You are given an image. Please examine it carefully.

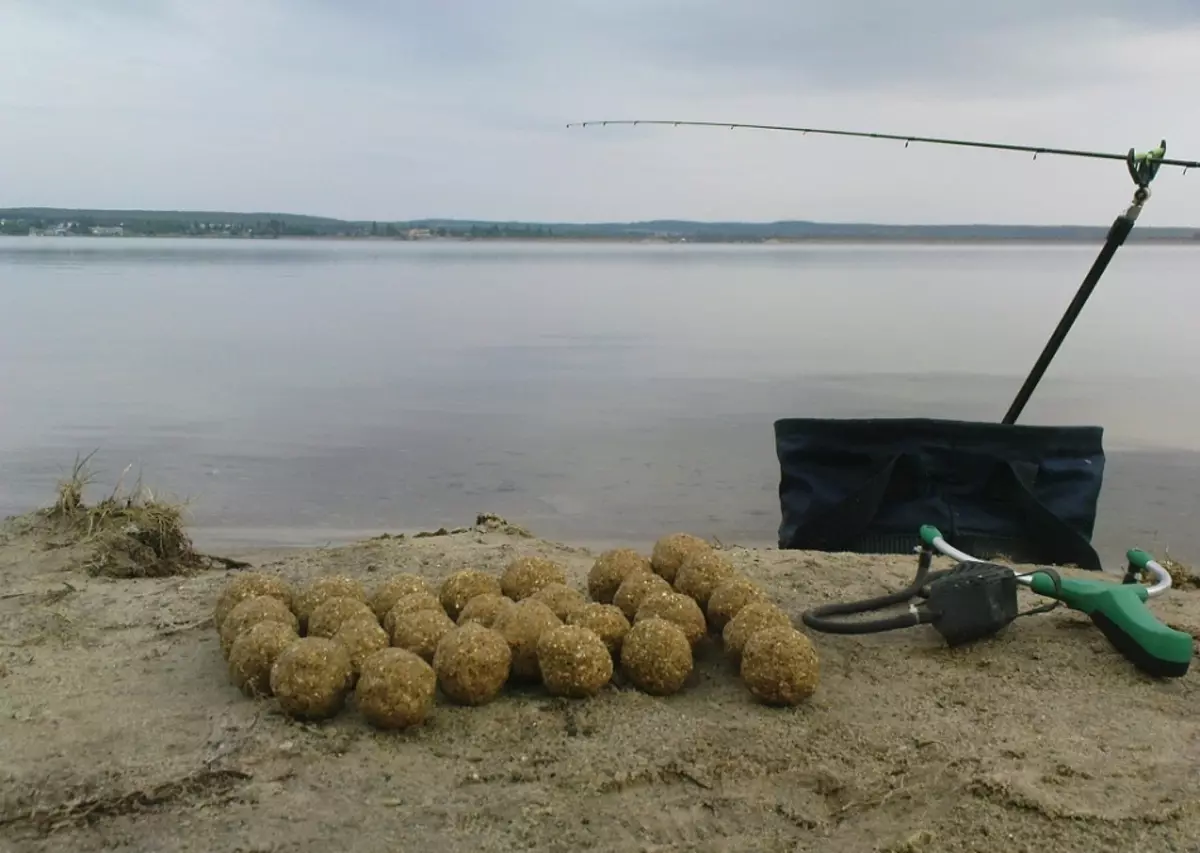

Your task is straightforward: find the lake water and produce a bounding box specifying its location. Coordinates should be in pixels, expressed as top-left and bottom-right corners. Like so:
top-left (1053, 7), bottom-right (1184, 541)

top-left (1, 237), bottom-right (1198, 565)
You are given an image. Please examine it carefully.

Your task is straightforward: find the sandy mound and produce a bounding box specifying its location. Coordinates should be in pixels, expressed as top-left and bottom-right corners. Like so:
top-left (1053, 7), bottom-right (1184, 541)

top-left (2, 510), bottom-right (1199, 853)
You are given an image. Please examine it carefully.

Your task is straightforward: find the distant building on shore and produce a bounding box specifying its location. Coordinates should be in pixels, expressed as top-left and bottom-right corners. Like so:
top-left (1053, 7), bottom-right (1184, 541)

top-left (90, 225), bottom-right (125, 236)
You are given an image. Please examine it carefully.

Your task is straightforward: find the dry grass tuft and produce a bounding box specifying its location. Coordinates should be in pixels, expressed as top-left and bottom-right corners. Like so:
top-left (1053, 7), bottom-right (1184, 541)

top-left (39, 451), bottom-right (245, 578)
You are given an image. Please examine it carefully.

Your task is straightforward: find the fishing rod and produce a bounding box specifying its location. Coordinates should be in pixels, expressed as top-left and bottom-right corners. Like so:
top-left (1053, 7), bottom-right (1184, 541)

top-left (565, 119), bottom-right (1200, 172)
top-left (568, 118), bottom-right (1194, 424)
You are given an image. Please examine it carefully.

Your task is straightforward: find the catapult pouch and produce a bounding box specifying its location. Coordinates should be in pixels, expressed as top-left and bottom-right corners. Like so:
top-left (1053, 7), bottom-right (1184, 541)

top-left (774, 417), bottom-right (1105, 571)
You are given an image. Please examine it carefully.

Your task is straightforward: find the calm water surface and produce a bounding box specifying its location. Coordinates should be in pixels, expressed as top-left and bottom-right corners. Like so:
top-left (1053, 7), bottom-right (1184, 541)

top-left (1, 237), bottom-right (1197, 563)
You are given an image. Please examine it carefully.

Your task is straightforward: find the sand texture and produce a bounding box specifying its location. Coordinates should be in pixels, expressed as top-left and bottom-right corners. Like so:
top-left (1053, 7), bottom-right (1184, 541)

top-left (2, 512), bottom-right (1200, 853)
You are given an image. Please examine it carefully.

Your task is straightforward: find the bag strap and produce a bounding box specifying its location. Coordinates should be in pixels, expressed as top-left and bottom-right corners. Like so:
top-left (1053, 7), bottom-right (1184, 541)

top-left (985, 460), bottom-right (1104, 571)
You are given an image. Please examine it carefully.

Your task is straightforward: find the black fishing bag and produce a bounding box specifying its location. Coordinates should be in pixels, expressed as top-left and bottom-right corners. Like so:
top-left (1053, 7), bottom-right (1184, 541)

top-left (774, 417), bottom-right (1105, 571)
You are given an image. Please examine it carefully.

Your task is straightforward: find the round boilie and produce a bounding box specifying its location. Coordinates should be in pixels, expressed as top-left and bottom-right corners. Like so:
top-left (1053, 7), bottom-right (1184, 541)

top-left (383, 592), bottom-right (444, 636)
top-left (586, 548), bottom-right (651, 604)
top-left (500, 556), bottom-right (567, 601)
top-left (723, 600), bottom-right (793, 662)
top-left (332, 614), bottom-right (390, 682)
top-left (536, 625), bottom-right (613, 698)
top-left (213, 572), bottom-right (295, 630)
top-left (740, 626), bottom-right (821, 706)
top-left (707, 577), bottom-right (768, 632)
top-left (493, 598), bottom-right (562, 682)
top-left (673, 550), bottom-right (735, 609)
top-left (530, 582), bottom-right (586, 621)
top-left (650, 533), bottom-right (712, 584)
top-left (307, 596), bottom-right (376, 639)
top-left (433, 623), bottom-right (513, 706)
top-left (369, 573), bottom-right (433, 622)
top-left (620, 617), bottom-right (693, 696)
top-left (457, 593), bottom-right (515, 628)
top-left (356, 647), bottom-right (438, 730)
top-left (294, 576), bottom-right (367, 632)
top-left (567, 603), bottom-right (631, 656)
top-left (613, 572), bottom-right (673, 621)
top-left (439, 570), bottom-right (503, 620)
top-left (220, 595), bottom-right (299, 658)
top-left (634, 591), bottom-right (707, 647)
top-left (390, 607), bottom-right (456, 662)
top-left (228, 620), bottom-right (300, 697)
top-left (269, 637), bottom-right (353, 721)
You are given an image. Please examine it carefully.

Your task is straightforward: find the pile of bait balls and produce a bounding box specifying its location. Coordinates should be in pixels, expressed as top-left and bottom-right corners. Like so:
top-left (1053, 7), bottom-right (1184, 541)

top-left (211, 533), bottom-right (820, 731)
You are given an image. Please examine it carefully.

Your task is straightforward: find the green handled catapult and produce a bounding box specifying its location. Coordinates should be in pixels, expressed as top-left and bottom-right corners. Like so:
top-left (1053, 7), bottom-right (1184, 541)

top-left (920, 525), bottom-right (1192, 678)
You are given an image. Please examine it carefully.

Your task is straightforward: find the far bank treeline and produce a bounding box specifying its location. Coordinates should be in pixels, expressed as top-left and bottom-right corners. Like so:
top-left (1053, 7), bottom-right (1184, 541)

top-left (1, 208), bottom-right (1199, 243)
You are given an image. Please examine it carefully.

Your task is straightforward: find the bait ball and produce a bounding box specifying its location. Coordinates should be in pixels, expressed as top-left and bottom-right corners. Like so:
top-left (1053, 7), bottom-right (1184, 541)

top-left (213, 572), bottom-right (294, 630)
top-left (369, 573), bottom-right (433, 621)
top-left (723, 600), bottom-right (793, 662)
top-left (674, 550), bottom-right (735, 609)
top-left (332, 614), bottom-right (390, 682)
top-left (390, 607), bottom-right (456, 662)
top-left (634, 590), bottom-right (707, 647)
top-left (439, 570), bottom-right (503, 620)
top-left (227, 620), bottom-right (300, 698)
top-left (433, 623), bottom-right (512, 706)
top-left (587, 548), bottom-right (651, 604)
top-left (530, 582), bottom-right (587, 621)
top-left (536, 624), bottom-right (613, 698)
top-left (269, 636), bottom-right (353, 721)
top-left (620, 617), bottom-right (693, 696)
top-left (355, 647), bottom-right (438, 730)
top-left (566, 603), bottom-right (631, 656)
top-left (650, 533), bottom-right (712, 584)
top-left (613, 572), bottom-right (673, 621)
top-left (294, 576), bottom-right (367, 632)
top-left (706, 577), bottom-right (768, 632)
top-left (500, 556), bottom-right (567, 600)
top-left (493, 598), bottom-right (562, 682)
top-left (220, 595), bottom-right (299, 658)
top-left (383, 592), bottom-right (444, 636)
top-left (307, 596), bottom-right (376, 639)
top-left (740, 626), bottom-right (820, 706)
top-left (457, 592), bottom-right (516, 628)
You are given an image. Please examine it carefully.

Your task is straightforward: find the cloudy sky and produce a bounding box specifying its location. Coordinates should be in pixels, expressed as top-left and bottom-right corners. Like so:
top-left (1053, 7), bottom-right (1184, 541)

top-left (5, 1), bottom-right (1199, 224)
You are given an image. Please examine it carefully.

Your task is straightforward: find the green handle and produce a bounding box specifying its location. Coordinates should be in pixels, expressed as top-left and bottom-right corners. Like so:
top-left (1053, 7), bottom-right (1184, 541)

top-left (1126, 548), bottom-right (1153, 571)
top-left (1028, 572), bottom-right (1192, 677)
top-left (919, 525), bottom-right (943, 548)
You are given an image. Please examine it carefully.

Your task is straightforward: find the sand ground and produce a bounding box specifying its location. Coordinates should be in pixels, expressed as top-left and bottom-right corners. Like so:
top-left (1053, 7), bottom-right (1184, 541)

top-left (2, 512), bottom-right (1200, 853)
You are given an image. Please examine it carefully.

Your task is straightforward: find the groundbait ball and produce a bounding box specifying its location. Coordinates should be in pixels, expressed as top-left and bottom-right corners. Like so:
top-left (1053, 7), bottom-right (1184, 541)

top-left (219, 595), bottom-right (300, 658)
top-left (723, 600), bottom-right (794, 663)
top-left (673, 550), bottom-right (736, 609)
top-left (433, 623), bottom-right (512, 706)
top-left (439, 570), bottom-right (503, 620)
top-left (706, 576), bottom-right (769, 632)
top-left (650, 533), bottom-right (713, 584)
top-left (586, 548), bottom-right (652, 604)
top-left (536, 625), bottom-right (613, 698)
top-left (332, 614), bottom-right (390, 683)
top-left (369, 573), bottom-right (433, 622)
top-left (613, 572), bottom-right (673, 621)
top-left (620, 617), bottom-right (693, 696)
top-left (355, 647), bottom-right (438, 731)
top-left (294, 576), bottom-right (367, 633)
top-left (566, 603), bottom-right (630, 656)
top-left (493, 598), bottom-right (562, 682)
top-left (500, 555), bottom-right (567, 601)
top-left (213, 572), bottom-right (295, 631)
top-left (390, 607), bottom-right (457, 662)
top-left (227, 620), bottom-right (301, 698)
top-left (740, 626), bottom-right (820, 706)
top-left (634, 591), bottom-right (707, 647)
top-left (307, 596), bottom-right (376, 640)
top-left (530, 582), bottom-right (587, 621)
top-left (383, 592), bottom-right (444, 636)
top-left (269, 637), bottom-right (354, 721)
top-left (457, 592), bottom-right (516, 628)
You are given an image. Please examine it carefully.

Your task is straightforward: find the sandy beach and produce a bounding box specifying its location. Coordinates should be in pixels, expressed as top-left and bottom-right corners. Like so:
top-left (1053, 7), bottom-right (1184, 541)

top-left (2, 501), bottom-right (1199, 853)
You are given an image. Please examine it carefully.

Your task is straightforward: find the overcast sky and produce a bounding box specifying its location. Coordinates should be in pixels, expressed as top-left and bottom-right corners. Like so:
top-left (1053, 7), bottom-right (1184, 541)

top-left (5, 1), bottom-right (1200, 224)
